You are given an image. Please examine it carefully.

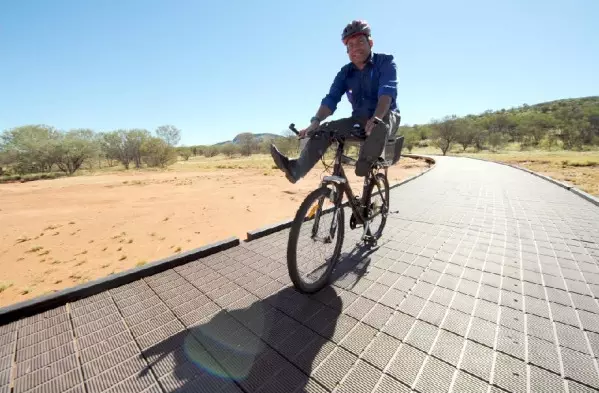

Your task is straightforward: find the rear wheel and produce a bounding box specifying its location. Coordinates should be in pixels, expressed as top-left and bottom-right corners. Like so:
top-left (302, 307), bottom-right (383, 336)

top-left (364, 172), bottom-right (390, 240)
top-left (287, 184), bottom-right (345, 293)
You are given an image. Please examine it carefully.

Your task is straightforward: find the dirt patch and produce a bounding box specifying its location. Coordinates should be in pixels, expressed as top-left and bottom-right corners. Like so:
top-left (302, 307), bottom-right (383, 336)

top-left (0, 156), bottom-right (429, 307)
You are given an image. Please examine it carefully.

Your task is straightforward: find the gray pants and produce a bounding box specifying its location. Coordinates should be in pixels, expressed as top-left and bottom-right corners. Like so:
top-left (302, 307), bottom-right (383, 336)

top-left (292, 111), bottom-right (401, 178)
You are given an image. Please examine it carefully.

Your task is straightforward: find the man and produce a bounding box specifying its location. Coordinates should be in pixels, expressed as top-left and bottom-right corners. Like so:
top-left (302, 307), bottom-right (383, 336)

top-left (270, 19), bottom-right (401, 184)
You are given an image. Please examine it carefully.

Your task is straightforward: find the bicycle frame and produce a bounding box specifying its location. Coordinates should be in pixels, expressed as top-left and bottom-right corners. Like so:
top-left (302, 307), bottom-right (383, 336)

top-left (324, 140), bottom-right (371, 224)
top-left (288, 122), bottom-right (387, 231)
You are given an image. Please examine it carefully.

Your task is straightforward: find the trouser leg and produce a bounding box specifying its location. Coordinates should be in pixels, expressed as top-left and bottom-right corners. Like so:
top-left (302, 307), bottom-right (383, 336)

top-left (291, 131), bottom-right (331, 179)
top-left (355, 113), bottom-right (396, 177)
top-left (292, 117), bottom-right (359, 179)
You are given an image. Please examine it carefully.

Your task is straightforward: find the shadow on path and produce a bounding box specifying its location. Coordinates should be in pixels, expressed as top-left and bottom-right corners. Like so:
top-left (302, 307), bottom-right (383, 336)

top-left (139, 243), bottom-right (374, 392)
top-left (140, 286), bottom-right (340, 393)
top-left (330, 242), bottom-right (377, 290)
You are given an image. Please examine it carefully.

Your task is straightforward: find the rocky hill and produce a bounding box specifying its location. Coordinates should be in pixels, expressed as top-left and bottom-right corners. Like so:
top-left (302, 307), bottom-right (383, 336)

top-left (214, 132), bottom-right (282, 146)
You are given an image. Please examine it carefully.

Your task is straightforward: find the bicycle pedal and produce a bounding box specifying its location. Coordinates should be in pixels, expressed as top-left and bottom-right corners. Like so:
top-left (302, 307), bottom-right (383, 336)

top-left (362, 236), bottom-right (378, 247)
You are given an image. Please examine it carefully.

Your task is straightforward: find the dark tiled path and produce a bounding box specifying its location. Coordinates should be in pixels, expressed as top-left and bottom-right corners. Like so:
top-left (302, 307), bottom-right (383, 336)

top-left (1, 156), bottom-right (599, 393)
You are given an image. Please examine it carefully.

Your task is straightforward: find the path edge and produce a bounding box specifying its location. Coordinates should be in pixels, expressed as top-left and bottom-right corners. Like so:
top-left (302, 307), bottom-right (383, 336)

top-left (461, 155), bottom-right (599, 207)
top-left (245, 154), bottom-right (437, 242)
top-left (0, 236), bottom-right (240, 324)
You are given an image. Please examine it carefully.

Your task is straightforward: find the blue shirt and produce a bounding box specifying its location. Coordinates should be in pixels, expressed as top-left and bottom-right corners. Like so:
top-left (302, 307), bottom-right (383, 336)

top-left (321, 52), bottom-right (399, 120)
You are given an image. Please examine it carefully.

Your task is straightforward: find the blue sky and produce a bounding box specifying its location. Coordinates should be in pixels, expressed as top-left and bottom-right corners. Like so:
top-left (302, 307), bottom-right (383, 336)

top-left (1, 0), bottom-right (598, 146)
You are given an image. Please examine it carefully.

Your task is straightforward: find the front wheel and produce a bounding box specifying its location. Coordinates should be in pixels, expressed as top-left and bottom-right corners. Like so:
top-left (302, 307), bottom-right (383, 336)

top-left (364, 172), bottom-right (390, 240)
top-left (287, 184), bottom-right (345, 293)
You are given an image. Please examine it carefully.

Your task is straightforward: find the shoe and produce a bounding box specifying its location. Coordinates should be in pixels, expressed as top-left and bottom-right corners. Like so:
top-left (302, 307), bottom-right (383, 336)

top-left (270, 144), bottom-right (298, 184)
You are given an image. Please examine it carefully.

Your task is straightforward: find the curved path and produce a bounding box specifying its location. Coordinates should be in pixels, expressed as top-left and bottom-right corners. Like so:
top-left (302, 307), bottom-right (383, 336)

top-left (1, 156), bottom-right (598, 393)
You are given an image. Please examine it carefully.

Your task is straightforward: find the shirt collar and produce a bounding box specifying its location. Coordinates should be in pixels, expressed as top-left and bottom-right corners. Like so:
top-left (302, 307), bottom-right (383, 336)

top-left (366, 52), bottom-right (375, 64)
top-left (351, 52), bottom-right (375, 71)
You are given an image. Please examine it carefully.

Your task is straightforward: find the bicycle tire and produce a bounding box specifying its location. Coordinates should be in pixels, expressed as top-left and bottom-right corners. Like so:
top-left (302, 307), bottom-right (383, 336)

top-left (287, 184), bottom-right (345, 293)
top-left (365, 172), bottom-right (390, 240)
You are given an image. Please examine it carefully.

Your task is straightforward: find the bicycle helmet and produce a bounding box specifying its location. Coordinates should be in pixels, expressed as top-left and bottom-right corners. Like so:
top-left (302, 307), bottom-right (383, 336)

top-left (341, 20), bottom-right (371, 44)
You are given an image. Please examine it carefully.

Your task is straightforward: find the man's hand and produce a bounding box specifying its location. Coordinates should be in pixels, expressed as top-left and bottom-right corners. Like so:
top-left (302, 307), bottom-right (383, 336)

top-left (367, 95), bottom-right (393, 135)
top-left (365, 117), bottom-right (380, 136)
top-left (300, 120), bottom-right (320, 138)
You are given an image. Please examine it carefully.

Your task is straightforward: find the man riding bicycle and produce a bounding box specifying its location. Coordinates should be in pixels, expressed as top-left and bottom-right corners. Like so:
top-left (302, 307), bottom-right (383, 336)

top-left (270, 19), bottom-right (401, 184)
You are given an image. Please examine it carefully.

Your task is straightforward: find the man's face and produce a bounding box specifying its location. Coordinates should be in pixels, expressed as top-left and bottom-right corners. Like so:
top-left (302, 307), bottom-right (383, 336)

top-left (346, 34), bottom-right (371, 64)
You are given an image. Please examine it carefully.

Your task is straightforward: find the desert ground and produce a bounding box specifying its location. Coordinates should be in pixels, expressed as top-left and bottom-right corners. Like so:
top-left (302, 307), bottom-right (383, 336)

top-left (0, 154), bottom-right (429, 307)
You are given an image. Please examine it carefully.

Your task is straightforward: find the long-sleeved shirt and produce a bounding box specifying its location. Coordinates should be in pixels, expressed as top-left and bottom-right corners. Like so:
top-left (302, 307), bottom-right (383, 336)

top-left (321, 52), bottom-right (399, 120)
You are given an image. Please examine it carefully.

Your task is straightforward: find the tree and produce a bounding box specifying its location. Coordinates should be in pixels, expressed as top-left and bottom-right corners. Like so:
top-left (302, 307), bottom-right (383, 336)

top-left (141, 137), bottom-right (177, 168)
top-left (177, 147), bottom-right (192, 161)
top-left (589, 114), bottom-right (599, 146)
top-left (431, 115), bottom-right (459, 155)
top-left (0, 149), bottom-right (16, 175)
top-left (398, 126), bottom-right (418, 153)
top-left (54, 129), bottom-right (99, 175)
top-left (126, 129), bottom-right (151, 168)
top-left (275, 130), bottom-right (300, 156)
top-left (473, 130), bottom-right (488, 152)
top-left (101, 130), bottom-right (130, 169)
top-left (220, 143), bottom-right (239, 158)
top-left (516, 112), bottom-right (557, 147)
top-left (0, 124), bottom-right (61, 174)
top-left (560, 120), bottom-right (585, 150)
top-left (156, 125), bottom-right (181, 147)
top-left (488, 132), bottom-right (509, 152)
top-left (413, 124), bottom-right (433, 141)
top-left (237, 133), bottom-right (258, 156)
top-left (455, 119), bottom-right (479, 152)
top-left (481, 113), bottom-right (518, 141)
top-left (203, 146), bottom-right (219, 158)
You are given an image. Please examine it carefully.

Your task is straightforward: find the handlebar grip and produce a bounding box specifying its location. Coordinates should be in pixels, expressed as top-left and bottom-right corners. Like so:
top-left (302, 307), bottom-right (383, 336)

top-left (289, 123), bottom-right (300, 135)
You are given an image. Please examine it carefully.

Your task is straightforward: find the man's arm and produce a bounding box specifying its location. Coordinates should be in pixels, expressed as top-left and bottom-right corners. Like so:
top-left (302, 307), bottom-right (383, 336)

top-left (314, 105), bottom-right (332, 122)
top-left (374, 55), bottom-right (398, 120)
top-left (373, 96), bottom-right (392, 120)
top-left (318, 67), bottom-right (347, 121)
top-left (366, 55), bottom-right (398, 135)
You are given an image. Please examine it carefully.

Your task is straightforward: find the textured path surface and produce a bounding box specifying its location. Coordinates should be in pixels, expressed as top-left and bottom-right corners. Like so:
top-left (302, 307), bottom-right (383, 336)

top-left (1, 156), bottom-right (599, 393)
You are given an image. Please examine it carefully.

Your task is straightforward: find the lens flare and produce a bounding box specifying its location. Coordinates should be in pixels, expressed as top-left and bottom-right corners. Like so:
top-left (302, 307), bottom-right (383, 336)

top-left (181, 304), bottom-right (267, 381)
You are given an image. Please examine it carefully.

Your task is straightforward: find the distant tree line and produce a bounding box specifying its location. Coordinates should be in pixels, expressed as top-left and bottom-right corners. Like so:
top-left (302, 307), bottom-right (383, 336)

top-left (0, 125), bottom-right (183, 178)
top-left (186, 131), bottom-right (300, 159)
top-left (399, 96), bottom-right (599, 155)
top-left (0, 123), bottom-right (302, 180)
top-left (4, 97), bottom-right (596, 180)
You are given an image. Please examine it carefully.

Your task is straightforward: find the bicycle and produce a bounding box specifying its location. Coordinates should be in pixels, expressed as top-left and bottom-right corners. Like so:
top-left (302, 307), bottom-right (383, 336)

top-left (285, 121), bottom-right (404, 293)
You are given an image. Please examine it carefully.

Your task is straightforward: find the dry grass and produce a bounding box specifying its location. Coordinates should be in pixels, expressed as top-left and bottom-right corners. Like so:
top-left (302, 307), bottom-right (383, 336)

top-left (75, 153), bottom-right (337, 176)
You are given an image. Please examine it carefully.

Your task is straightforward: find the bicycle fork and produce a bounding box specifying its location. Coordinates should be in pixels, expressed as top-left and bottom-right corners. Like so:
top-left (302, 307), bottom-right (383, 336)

top-left (360, 172), bottom-right (374, 242)
top-left (311, 183), bottom-right (342, 244)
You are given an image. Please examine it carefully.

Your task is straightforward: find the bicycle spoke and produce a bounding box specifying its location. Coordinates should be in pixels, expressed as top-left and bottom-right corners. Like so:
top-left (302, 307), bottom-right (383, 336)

top-left (287, 185), bottom-right (345, 293)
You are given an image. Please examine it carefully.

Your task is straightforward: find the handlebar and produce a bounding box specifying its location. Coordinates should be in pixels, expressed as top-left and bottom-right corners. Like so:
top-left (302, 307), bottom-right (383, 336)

top-left (288, 123), bottom-right (367, 141)
top-left (289, 123), bottom-right (300, 136)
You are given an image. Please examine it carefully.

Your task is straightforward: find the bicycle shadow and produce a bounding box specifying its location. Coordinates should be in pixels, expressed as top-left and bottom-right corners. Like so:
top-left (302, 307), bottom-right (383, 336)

top-left (138, 243), bottom-right (374, 392)
top-left (329, 242), bottom-right (378, 291)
